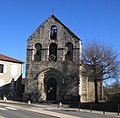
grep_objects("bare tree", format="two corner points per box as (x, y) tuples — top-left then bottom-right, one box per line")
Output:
(105, 79), (120, 95)
(82, 41), (120, 103)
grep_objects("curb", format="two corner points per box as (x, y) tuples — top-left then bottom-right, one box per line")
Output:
(0, 101), (79, 118)
(0, 100), (120, 118)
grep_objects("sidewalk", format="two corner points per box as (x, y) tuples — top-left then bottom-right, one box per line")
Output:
(0, 100), (79, 118)
(0, 100), (120, 118)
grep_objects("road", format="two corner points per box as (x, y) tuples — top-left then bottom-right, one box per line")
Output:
(0, 105), (53, 118)
(47, 109), (118, 118)
(0, 101), (120, 118)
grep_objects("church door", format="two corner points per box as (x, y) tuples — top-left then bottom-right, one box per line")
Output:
(47, 78), (57, 101)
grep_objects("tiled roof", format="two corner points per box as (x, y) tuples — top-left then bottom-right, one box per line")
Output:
(0, 54), (24, 64)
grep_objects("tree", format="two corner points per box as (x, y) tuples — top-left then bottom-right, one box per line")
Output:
(105, 79), (120, 95)
(82, 41), (120, 103)
(104, 79), (120, 102)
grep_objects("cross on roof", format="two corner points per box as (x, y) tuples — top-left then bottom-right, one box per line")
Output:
(52, 8), (55, 15)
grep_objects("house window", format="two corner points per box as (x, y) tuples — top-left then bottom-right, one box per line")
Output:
(34, 43), (42, 61)
(65, 42), (73, 61)
(49, 43), (57, 61)
(50, 25), (57, 39)
(0, 64), (4, 73)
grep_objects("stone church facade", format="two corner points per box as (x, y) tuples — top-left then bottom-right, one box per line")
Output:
(24, 15), (102, 103)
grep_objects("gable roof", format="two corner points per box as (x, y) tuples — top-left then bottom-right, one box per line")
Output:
(28, 15), (81, 41)
(0, 54), (24, 64)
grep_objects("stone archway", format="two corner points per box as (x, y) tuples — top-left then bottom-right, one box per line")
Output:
(37, 68), (64, 102)
(47, 78), (57, 101)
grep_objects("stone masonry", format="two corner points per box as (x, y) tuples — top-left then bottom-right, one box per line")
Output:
(24, 15), (102, 103)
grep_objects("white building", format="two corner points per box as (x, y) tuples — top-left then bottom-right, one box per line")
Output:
(0, 54), (24, 100)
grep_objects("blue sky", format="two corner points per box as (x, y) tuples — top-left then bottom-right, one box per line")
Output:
(0, 0), (120, 77)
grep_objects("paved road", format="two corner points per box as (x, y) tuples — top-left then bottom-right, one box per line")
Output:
(30, 106), (118, 118)
(0, 101), (120, 118)
(0, 105), (54, 118)
(47, 109), (118, 118)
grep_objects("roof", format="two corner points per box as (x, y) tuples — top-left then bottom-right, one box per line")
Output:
(0, 54), (24, 64)
(28, 15), (81, 41)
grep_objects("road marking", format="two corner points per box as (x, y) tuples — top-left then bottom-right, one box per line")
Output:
(5, 107), (18, 110)
(31, 107), (60, 110)
(0, 107), (7, 110)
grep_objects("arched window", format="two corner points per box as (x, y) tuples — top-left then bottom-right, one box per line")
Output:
(49, 43), (57, 61)
(65, 42), (73, 61)
(34, 43), (42, 61)
(50, 25), (57, 39)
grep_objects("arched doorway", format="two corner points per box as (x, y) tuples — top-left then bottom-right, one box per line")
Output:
(47, 78), (57, 101)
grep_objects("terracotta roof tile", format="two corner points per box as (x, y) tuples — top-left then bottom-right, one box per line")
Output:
(0, 54), (24, 64)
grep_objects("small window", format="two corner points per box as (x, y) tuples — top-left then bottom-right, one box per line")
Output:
(34, 43), (42, 61)
(50, 25), (57, 39)
(49, 43), (57, 61)
(36, 51), (40, 55)
(67, 51), (71, 55)
(65, 42), (73, 61)
(0, 64), (4, 73)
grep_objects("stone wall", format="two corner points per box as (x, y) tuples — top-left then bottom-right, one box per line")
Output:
(80, 75), (103, 102)
(24, 15), (102, 103)
(24, 15), (81, 103)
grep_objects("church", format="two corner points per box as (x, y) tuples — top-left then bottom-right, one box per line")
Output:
(23, 15), (102, 103)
